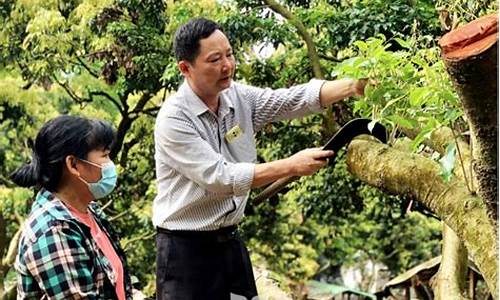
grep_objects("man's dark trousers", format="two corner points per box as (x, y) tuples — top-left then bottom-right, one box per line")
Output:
(156, 226), (258, 300)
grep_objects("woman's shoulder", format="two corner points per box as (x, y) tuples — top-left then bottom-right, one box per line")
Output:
(20, 192), (84, 245)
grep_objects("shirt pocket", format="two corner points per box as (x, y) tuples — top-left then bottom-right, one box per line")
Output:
(227, 132), (257, 163)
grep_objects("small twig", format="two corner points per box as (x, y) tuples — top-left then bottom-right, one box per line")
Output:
(75, 56), (99, 78)
(451, 127), (472, 193)
(141, 106), (162, 115)
(108, 209), (130, 222)
(122, 231), (155, 250)
(318, 54), (342, 62)
(54, 77), (87, 104)
(0, 174), (12, 186)
(101, 198), (114, 211)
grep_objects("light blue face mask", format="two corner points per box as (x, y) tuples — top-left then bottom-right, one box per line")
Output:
(78, 159), (118, 199)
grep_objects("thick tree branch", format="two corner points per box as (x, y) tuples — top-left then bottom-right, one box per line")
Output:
(346, 138), (497, 299)
(402, 126), (476, 190)
(432, 222), (469, 300)
(130, 92), (153, 115)
(110, 93), (153, 161)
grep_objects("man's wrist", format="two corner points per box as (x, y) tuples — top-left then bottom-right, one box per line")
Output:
(282, 157), (297, 177)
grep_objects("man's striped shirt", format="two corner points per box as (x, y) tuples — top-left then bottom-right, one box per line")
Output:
(153, 79), (325, 230)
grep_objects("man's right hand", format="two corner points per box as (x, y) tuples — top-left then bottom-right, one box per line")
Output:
(286, 148), (334, 176)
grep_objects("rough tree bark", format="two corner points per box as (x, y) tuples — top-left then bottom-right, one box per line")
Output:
(346, 138), (498, 299)
(432, 223), (469, 300)
(438, 13), (498, 221)
(403, 126), (472, 299)
(431, 127), (472, 300)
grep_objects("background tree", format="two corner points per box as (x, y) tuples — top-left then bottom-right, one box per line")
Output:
(0, 0), (497, 298)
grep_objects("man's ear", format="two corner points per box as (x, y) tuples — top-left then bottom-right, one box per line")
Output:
(65, 156), (80, 177)
(178, 60), (190, 77)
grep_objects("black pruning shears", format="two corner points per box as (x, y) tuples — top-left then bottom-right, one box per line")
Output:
(253, 118), (388, 205)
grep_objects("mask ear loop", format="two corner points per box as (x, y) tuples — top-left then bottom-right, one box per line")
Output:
(78, 158), (103, 169)
(75, 158), (103, 187)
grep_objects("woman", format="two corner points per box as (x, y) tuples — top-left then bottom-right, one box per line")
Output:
(11, 115), (132, 299)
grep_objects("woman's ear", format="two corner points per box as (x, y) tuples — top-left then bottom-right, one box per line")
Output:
(65, 156), (80, 177)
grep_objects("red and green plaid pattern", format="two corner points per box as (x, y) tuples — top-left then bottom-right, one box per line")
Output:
(15, 189), (133, 299)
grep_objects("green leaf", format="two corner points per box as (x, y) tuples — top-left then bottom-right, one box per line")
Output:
(394, 37), (411, 49)
(409, 87), (429, 106)
(387, 115), (416, 129)
(439, 143), (457, 182)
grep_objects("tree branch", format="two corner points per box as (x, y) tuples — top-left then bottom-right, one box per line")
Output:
(318, 53), (342, 62)
(130, 92), (153, 115)
(75, 56), (99, 78)
(346, 138), (497, 298)
(54, 78), (88, 104)
(121, 231), (155, 251)
(262, 0), (323, 79)
(88, 91), (124, 115)
(401, 126), (476, 189)
(54, 77), (125, 116)
(432, 223), (469, 300)
(120, 137), (139, 166)
(1, 226), (22, 268)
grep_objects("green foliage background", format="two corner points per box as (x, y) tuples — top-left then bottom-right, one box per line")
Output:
(0, 0), (495, 297)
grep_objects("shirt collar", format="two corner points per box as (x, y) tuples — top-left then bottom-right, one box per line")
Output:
(180, 80), (234, 118)
(33, 188), (102, 223)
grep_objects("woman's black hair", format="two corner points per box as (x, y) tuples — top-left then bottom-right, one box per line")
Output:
(10, 115), (116, 192)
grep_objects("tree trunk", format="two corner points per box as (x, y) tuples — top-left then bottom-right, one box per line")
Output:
(438, 13), (498, 221)
(346, 138), (498, 299)
(430, 127), (472, 300)
(432, 223), (469, 300)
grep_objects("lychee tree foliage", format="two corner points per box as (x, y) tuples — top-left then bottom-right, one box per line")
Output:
(0, 0), (227, 295)
(227, 0), (448, 291)
(0, 0), (487, 297)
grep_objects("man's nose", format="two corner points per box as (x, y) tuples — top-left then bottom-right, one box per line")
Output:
(222, 57), (234, 72)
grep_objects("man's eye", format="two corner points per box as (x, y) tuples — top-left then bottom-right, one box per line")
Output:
(210, 57), (221, 63)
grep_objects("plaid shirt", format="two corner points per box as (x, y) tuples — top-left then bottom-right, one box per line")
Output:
(15, 189), (133, 300)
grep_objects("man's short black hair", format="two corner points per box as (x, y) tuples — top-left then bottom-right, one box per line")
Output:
(173, 17), (223, 63)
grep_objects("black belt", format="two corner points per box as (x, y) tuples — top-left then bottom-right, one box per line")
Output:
(156, 225), (238, 242)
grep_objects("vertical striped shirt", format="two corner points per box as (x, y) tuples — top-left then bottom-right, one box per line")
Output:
(153, 79), (325, 230)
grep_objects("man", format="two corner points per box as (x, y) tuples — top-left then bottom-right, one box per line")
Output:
(153, 17), (366, 300)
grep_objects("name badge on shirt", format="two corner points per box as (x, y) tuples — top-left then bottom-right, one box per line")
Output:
(225, 125), (243, 143)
